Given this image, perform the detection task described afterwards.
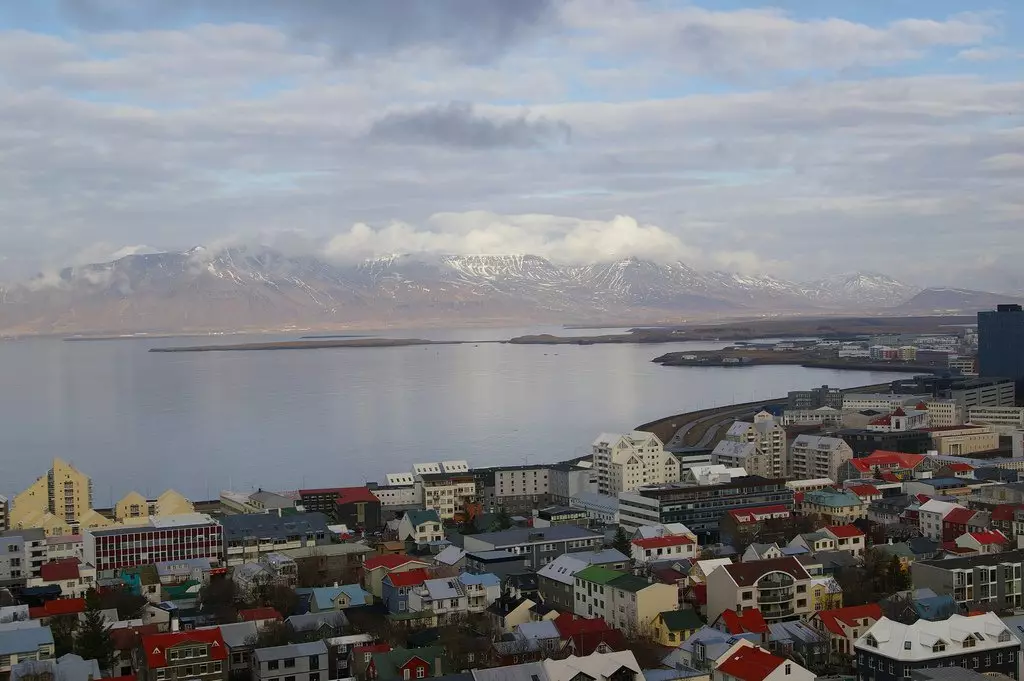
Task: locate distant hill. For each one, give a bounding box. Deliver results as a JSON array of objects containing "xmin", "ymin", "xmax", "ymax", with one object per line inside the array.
[{"xmin": 892, "ymin": 288, "xmax": 1024, "ymax": 314}]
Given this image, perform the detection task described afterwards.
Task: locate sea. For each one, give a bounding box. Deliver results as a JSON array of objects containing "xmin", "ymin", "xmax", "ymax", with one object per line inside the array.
[{"xmin": 0, "ymin": 326, "xmax": 912, "ymax": 503}]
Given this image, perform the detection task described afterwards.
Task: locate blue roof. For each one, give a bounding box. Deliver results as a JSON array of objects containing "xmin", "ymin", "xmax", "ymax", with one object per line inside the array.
[
  {"xmin": 459, "ymin": 572, "xmax": 500, "ymax": 587},
  {"xmin": 781, "ymin": 546, "xmax": 808, "ymax": 555},
  {"xmin": 0, "ymin": 627, "xmax": 54, "ymax": 655},
  {"xmin": 914, "ymin": 594, "xmax": 957, "ymax": 621},
  {"xmin": 928, "ymin": 478, "xmax": 967, "ymax": 487},
  {"xmin": 300, "ymin": 584, "xmax": 371, "ymax": 610}
]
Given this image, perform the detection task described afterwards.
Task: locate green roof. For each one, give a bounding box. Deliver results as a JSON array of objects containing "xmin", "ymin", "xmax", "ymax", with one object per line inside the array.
[
  {"xmin": 574, "ymin": 565, "xmax": 625, "ymax": 585},
  {"xmin": 405, "ymin": 510, "xmax": 441, "ymax": 528},
  {"xmin": 371, "ymin": 646, "xmax": 445, "ymax": 680},
  {"xmin": 875, "ymin": 542, "xmax": 915, "ymax": 559},
  {"xmin": 608, "ymin": 573, "xmax": 654, "ymax": 593},
  {"xmin": 659, "ymin": 609, "xmax": 704, "ymax": 631}
]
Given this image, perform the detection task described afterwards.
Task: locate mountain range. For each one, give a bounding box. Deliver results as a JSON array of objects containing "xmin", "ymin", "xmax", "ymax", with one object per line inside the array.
[{"xmin": 0, "ymin": 247, "xmax": 1014, "ymax": 335}]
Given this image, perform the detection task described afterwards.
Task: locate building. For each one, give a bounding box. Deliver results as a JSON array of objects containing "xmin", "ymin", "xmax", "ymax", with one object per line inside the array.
[
  {"xmin": 724, "ymin": 412, "xmax": 786, "ymax": 479},
  {"xmin": 720, "ymin": 506, "xmax": 792, "ymax": 546},
  {"xmin": 462, "ymin": 526, "xmax": 603, "ymax": 570},
  {"xmin": 911, "ymin": 549, "xmax": 1024, "ymax": 609},
  {"xmin": 572, "ymin": 565, "xmax": 679, "ymax": 635},
  {"xmin": 618, "ymin": 476, "xmax": 793, "ymax": 540},
  {"xmin": 0, "ymin": 628, "xmax": 56, "ymax": 679},
  {"xmin": 837, "ymin": 450, "xmax": 932, "ymax": 483},
  {"xmin": 219, "ymin": 489, "xmax": 296, "ymax": 515},
  {"xmin": 843, "ymin": 394, "xmax": 929, "ymax": 411},
  {"xmin": 84, "ymin": 513, "xmax": 223, "ymax": 571},
  {"xmin": 781, "ymin": 407, "xmax": 848, "ymax": 427},
  {"xmin": 137, "ymin": 629, "xmax": 229, "ymax": 681},
  {"xmin": 492, "ymin": 465, "xmax": 556, "ymax": 514},
  {"xmin": 114, "ymin": 490, "xmax": 194, "ymax": 524},
  {"xmin": 799, "ymin": 489, "xmax": 866, "ymax": 524},
  {"xmin": 711, "ymin": 441, "xmax": 759, "ymax": 472},
  {"xmin": 954, "ymin": 529, "xmax": 1008, "ymax": 554},
  {"xmin": 365, "ymin": 646, "xmax": 446, "ymax": 681},
  {"xmin": 25, "ymin": 558, "xmax": 96, "ymax": 598},
  {"xmin": 714, "ymin": 643, "xmax": 815, "ymax": 681},
  {"xmin": 926, "ymin": 425, "xmax": 1000, "ymax": 455},
  {"xmin": 918, "ymin": 499, "xmax": 963, "ymax": 540},
  {"xmin": 0, "ymin": 495, "xmax": 8, "ymax": 532},
  {"xmin": 9, "ymin": 458, "xmax": 112, "ymax": 537},
  {"xmin": 591, "ymin": 431, "xmax": 681, "ymax": 495},
  {"xmin": 854, "ymin": 613, "xmax": 1019, "ymax": 681},
  {"xmin": 968, "ymin": 406, "xmax": 1024, "ymax": 433},
  {"xmin": 810, "ymin": 603, "xmax": 883, "ymax": 657},
  {"xmin": 865, "ymin": 407, "xmax": 930, "ymax": 433},
  {"xmin": 464, "ymin": 551, "xmax": 529, "ymax": 581},
  {"xmin": 534, "ymin": 506, "xmax": 588, "ymax": 528},
  {"xmin": 372, "ymin": 474, "xmax": 422, "ymax": 509},
  {"xmin": 397, "ymin": 510, "xmax": 444, "ymax": 546},
  {"xmin": 706, "ymin": 557, "xmax": 814, "ymax": 624},
  {"xmin": 979, "ymin": 304, "xmax": 1024, "ymax": 386},
  {"xmin": 788, "ymin": 385, "xmax": 844, "ymax": 411},
  {"xmin": 361, "ymin": 554, "xmax": 432, "ymax": 600},
  {"xmin": 836, "ymin": 430, "xmax": 934, "ymax": 459},
  {"xmin": 333, "ymin": 487, "xmax": 382, "ymax": 531},
  {"xmin": 536, "ymin": 551, "xmax": 630, "ymax": 612},
  {"xmin": 252, "ymin": 640, "xmax": 328, "ymax": 681},
  {"xmin": 0, "ymin": 529, "xmax": 47, "ymax": 585},
  {"xmin": 219, "ymin": 513, "xmax": 329, "ymax": 567},
  {"xmin": 924, "ymin": 400, "xmax": 964, "ymax": 428},
  {"xmin": 787, "ymin": 435, "xmax": 854, "ymax": 481}
]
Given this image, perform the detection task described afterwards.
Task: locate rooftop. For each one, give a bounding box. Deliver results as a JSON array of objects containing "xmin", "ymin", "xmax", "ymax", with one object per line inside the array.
[
  {"xmin": 467, "ymin": 525, "xmax": 601, "ymax": 547},
  {"xmin": 723, "ymin": 557, "xmax": 810, "ymax": 587},
  {"xmin": 856, "ymin": 613, "xmax": 1016, "ymax": 660},
  {"xmin": 716, "ymin": 645, "xmax": 786, "ymax": 681},
  {"xmin": 218, "ymin": 512, "xmax": 330, "ymax": 539}
]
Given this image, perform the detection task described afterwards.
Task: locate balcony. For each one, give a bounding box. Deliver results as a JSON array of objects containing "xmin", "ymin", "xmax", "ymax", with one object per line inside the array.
[
  {"xmin": 758, "ymin": 589, "xmax": 795, "ymax": 604},
  {"xmin": 760, "ymin": 605, "xmax": 795, "ymax": 619}
]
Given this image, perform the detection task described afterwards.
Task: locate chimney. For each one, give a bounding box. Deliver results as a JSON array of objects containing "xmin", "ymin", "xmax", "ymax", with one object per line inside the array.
[{"xmin": 434, "ymin": 659, "xmax": 443, "ymax": 677}]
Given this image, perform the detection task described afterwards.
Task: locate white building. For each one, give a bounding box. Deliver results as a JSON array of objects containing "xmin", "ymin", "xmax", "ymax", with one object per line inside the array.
[
  {"xmin": 569, "ymin": 491, "xmax": 618, "ymax": 525},
  {"xmin": 968, "ymin": 406, "xmax": 1024, "ymax": 433},
  {"xmin": 782, "ymin": 407, "xmax": 847, "ymax": 427},
  {"xmin": 842, "ymin": 393, "xmax": 929, "ymax": 411},
  {"xmin": 629, "ymin": 523, "xmax": 698, "ymax": 564},
  {"xmin": 591, "ymin": 431, "xmax": 681, "ymax": 496},
  {"xmin": 373, "ymin": 473, "xmax": 423, "ymax": 508},
  {"xmin": 787, "ymin": 435, "xmax": 854, "ymax": 481},
  {"xmin": 723, "ymin": 411, "xmax": 786, "ymax": 478},
  {"xmin": 714, "ymin": 643, "xmax": 815, "ymax": 681},
  {"xmin": 711, "ymin": 441, "xmax": 758, "ymax": 472},
  {"xmin": 918, "ymin": 499, "xmax": 964, "ymax": 540},
  {"xmin": 926, "ymin": 400, "xmax": 964, "ymax": 428}
]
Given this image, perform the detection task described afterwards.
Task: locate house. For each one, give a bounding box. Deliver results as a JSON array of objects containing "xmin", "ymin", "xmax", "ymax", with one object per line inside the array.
[
  {"xmin": 808, "ymin": 576, "xmax": 843, "ymax": 611},
  {"xmin": 462, "ymin": 526, "xmax": 604, "ymax": 570},
  {"xmin": 798, "ymin": 489, "xmax": 866, "ymax": 524},
  {"xmin": 9, "ymin": 653, "xmax": 101, "ymax": 681},
  {"xmin": 205, "ymin": 621, "xmax": 258, "ymax": 678},
  {"xmin": 238, "ymin": 607, "xmax": 283, "ymax": 625},
  {"xmin": 810, "ymin": 604, "xmax": 882, "ymax": 657},
  {"xmin": 381, "ymin": 569, "xmax": 431, "ymax": 615},
  {"xmin": 286, "ymin": 611, "xmax": 349, "ymax": 639},
  {"xmin": 25, "ymin": 558, "xmax": 96, "ymax": 599},
  {"xmin": 333, "ymin": 486, "xmax": 383, "ymax": 532},
  {"xmin": 572, "ymin": 566, "xmax": 679, "ymax": 635},
  {"xmin": 362, "ymin": 555, "xmax": 432, "ymax": 600},
  {"xmin": 538, "ymin": 554, "xmax": 625, "ymax": 612},
  {"xmin": 743, "ymin": 544, "xmax": 784, "ymax": 563},
  {"xmin": 788, "ymin": 532, "xmax": 836, "ymax": 555},
  {"xmin": 27, "ymin": 598, "xmax": 86, "ymax": 622},
  {"xmin": 552, "ymin": 613, "xmax": 628, "ymax": 657},
  {"xmin": 706, "ymin": 557, "xmax": 813, "ymax": 624},
  {"xmin": 366, "ymin": 646, "xmax": 445, "ymax": 681},
  {"xmin": 765, "ymin": 620, "xmax": 827, "ymax": 670},
  {"xmin": 487, "ymin": 594, "xmax": 538, "ymax": 633},
  {"xmin": 458, "ymin": 572, "xmax": 501, "ymax": 613},
  {"xmin": 854, "ymin": 613, "xmax": 1020, "ymax": 681},
  {"xmin": 720, "ymin": 506, "xmax": 792, "ymax": 546},
  {"xmin": 940, "ymin": 507, "xmax": 987, "ymax": 542},
  {"xmin": 464, "ymin": 551, "xmax": 530, "ymax": 581},
  {"xmin": 252, "ymin": 641, "xmax": 328, "ymax": 681},
  {"xmin": 918, "ymin": 500, "xmax": 965, "ymax": 541},
  {"xmin": 838, "ymin": 450, "xmax": 931, "ymax": 483},
  {"xmin": 407, "ymin": 577, "xmax": 467, "ymax": 622},
  {"xmin": 714, "ymin": 642, "xmax": 814, "ymax": 681},
  {"xmin": 137, "ymin": 629, "xmax": 228, "ymax": 681},
  {"xmin": 954, "ymin": 530, "xmax": 1008, "ymax": 555},
  {"xmin": 432, "ymin": 546, "xmax": 465, "ymax": 570},
  {"xmin": 652, "ymin": 609, "xmax": 704, "ymax": 647},
  {"xmin": 398, "ymin": 511, "xmax": 444, "ymax": 546},
  {"xmin": 821, "ymin": 526, "xmax": 866, "ymax": 557},
  {"xmin": 155, "ymin": 558, "xmax": 216, "ymax": 586},
  {"xmin": 492, "ymin": 620, "xmax": 562, "ymax": 665},
  {"xmin": 713, "ymin": 608, "xmax": 769, "ymax": 640},
  {"xmin": 110, "ymin": 624, "xmax": 162, "ymax": 677},
  {"xmin": 631, "ymin": 534, "xmax": 697, "ymax": 564},
  {"xmin": 300, "ymin": 584, "xmax": 373, "ymax": 613},
  {"xmin": 0, "ymin": 627, "xmax": 56, "ymax": 679},
  {"xmin": 691, "ymin": 559, "xmax": 734, "ymax": 585}
]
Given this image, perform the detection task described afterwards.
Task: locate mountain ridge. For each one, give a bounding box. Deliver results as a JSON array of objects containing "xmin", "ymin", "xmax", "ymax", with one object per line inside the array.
[{"xmin": 0, "ymin": 246, "xmax": 991, "ymax": 335}]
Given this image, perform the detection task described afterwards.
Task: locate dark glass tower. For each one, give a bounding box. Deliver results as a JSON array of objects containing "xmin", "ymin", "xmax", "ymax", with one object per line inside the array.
[{"xmin": 978, "ymin": 304, "xmax": 1024, "ymax": 385}]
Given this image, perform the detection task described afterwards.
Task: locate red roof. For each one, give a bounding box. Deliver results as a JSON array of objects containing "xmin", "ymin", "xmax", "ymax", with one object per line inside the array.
[
  {"xmin": 847, "ymin": 484, "xmax": 880, "ymax": 497},
  {"xmin": 720, "ymin": 608, "xmax": 768, "ymax": 635},
  {"xmin": 892, "ymin": 407, "xmax": 907, "ymax": 417},
  {"xmin": 967, "ymin": 530, "xmax": 1007, "ymax": 545},
  {"xmin": 815, "ymin": 604, "xmax": 882, "ymax": 636},
  {"xmin": 991, "ymin": 504, "xmax": 1024, "ymax": 522},
  {"xmin": 384, "ymin": 568, "xmax": 430, "ymax": 588},
  {"xmin": 850, "ymin": 451, "xmax": 926, "ymax": 472},
  {"xmin": 40, "ymin": 558, "xmax": 82, "ymax": 582},
  {"xmin": 238, "ymin": 607, "xmax": 282, "ymax": 622},
  {"xmin": 716, "ymin": 646, "xmax": 785, "ymax": 681},
  {"xmin": 825, "ymin": 525, "xmax": 865, "ymax": 539},
  {"xmin": 335, "ymin": 486, "xmax": 381, "ymax": 505},
  {"xmin": 868, "ymin": 415, "xmax": 893, "ymax": 426},
  {"xmin": 943, "ymin": 507, "xmax": 977, "ymax": 525},
  {"xmin": 29, "ymin": 597, "xmax": 86, "ymax": 618},
  {"xmin": 363, "ymin": 554, "xmax": 424, "ymax": 571},
  {"xmin": 793, "ymin": 492, "xmax": 804, "ymax": 503},
  {"xmin": 571, "ymin": 628, "xmax": 627, "ymax": 655},
  {"xmin": 726, "ymin": 505, "xmax": 790, "ymax": 524},
  {"xmin": 944, "ymin": 463, "xmax": 974, "ymax": 473},
  {"xmin": 652, "ymin": 567, "xmax": 686, "ymax": 584},
  {"xmin": 142, "ymin": 630, "xmax": 227, "ymax": 669},
  {"xmin": 554, "ymin": 612, "xmax": 613, "ymax": 638},
  {"xmin": 355, "ymin": 643, "xmax": 392, "ymax": 654},
  {"xmin": 916, "ymin": 402, "xmax": 929, "ymax": 410},
  {"xmin": 632, "ymin": 535, "xmax": 694, "ymax": 549},
  {"xmin": 110, "ymin": 625, "xmax": 161, "ymax": 651}
]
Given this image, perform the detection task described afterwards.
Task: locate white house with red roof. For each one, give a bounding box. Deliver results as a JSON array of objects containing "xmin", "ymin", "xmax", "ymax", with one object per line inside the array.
[
  {"xmin": 361, "ymin": 554, "xmax": 432, "ymax": 600},
  {"xmin": 809, "ymin": 604, "xmax": 883, "ymax": 656},
  {"xmin": 955, "ymin": 529, "xmax": 1008, "ymax": 555},
  {"xmin": 821, "ymin": 526, "xmax": 866, "ymax": 557},
  {"xmin": 918, "ymin": 499, "xmax": 965, "ymax": 541},
  {"xmin": 630, "ymin": 523, "xmax": 698, "ymax": 564},
  {"xmin": 138, "ymin": 628, "xmax": 228, "ymax": 681},
  {"xmin": 25, "ymin": 558, "xmax": 96, "ymax": 599},
  {"xmin": 845, "ymin": 483, "xmax": 882, "ymax": 504},
  {"xmin": 865, "ymin": 408, "xmax": 930, "ymax": 433},
  {"xmin": 837, "ymin": 450, "xmax": 932, "ymax": 483},
  {"xmin": 727, "ymin": 506, "xmax": 792, "ymax": 526},
  {"xmin": 713, "ymin": 642, "xmax": 814, "ymax": 681}
]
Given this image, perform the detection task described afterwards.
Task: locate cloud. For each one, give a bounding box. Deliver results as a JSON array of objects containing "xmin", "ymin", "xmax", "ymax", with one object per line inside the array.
[
  {"xmin": 323, "ymin": 212, "xmax": 698, "ymax": 264},
  {"xmin": 956, "ymin": 47, "xmax": 1021, "ymax": 61},
  {"xmin": 367, "ymin": 102, "xmax": 571, "ymax": 148}
]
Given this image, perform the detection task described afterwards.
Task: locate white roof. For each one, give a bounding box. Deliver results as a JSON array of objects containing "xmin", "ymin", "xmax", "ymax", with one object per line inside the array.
[
  {"xmin": 433, "ymin": 545, "xmax": 466, "ymax": 566},
  {"xmin": 856, "ymin": 613, "xmax": 1015, "ymax": 660},
  {"xmin": 150, "ymin": 513, "xmax": 216, "ymax": 528},
  {"xmin": 413, "ymin": 462, "xmax": 442, "ymax": 475},
  {"xmin": 791, "ymin": 434, "xmax": 848, "ymax": 451},
  {"xmin": 918, "ymin": 499, "xmax": 963, "ymax": 517},
  {"xmin": 726, "ymin": 421, "xmax": 753, "ymax": 437},
  {"xmin": 591, "ymin": 431, "xmax": 660, "ymax": 448},
  {"xmin": 634, "ymin": 523, "xmax": 694, "ymax": 539},
  {"xmin": 385, "ymin": 473, "xmax": 416, "ymax": 486},
  {"xmin": 441, "ymin": 460, "xmax": 469, "ymax": 473},
  {"xmin": 696, "ymin": 558, "xmax": 733, "ymax": 577},
  {"xmin": 542, "ymin": 650, "xmax": 642, "ymax": 681},
  {"xmin": 537, "ymin": 554, "xmax": 591, "ymax": 585}
]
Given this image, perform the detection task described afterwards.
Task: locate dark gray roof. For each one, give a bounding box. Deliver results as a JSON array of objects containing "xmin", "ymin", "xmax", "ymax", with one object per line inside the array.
[
  {"xmin": 468, "ymin": 525, "xmax": 600, "ymax": 547},
  {"xmin": 253, "ymin": 640, "xmax": 328, "ymax": 662},
  {"xmin": 918, "ymin": 548, "xmax": 1024, "ymax": 569},
  {"xmin": 220, "ymin": 512, "xmax": 331, "ymax": 540},
  {"xmin": 286, "ymin": 611, "xmax": 349, "ymax": 632}
]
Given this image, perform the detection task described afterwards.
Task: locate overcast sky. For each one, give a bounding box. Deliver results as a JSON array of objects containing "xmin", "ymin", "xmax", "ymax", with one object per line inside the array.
[{"xmin": 0, "ymin": 0, "xmax": 1021, "ymax": 288}]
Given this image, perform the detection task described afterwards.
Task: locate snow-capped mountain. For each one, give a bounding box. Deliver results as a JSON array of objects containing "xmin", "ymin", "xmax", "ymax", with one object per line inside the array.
[{"xmin": 0, "ymin": 248, "xmax": 927, "ymax": 335}]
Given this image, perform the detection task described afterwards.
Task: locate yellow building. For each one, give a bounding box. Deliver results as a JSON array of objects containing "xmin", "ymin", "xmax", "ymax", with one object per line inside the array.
[
  {"xmin": 10, "ymin": 459, "xmax": 112, "ymax": 537},
  {"xmin": 928, "ymin": 425, "xmax": 1000, "ymax": 455},
  {"xmin": 114, "ymin": 489, "xmax": 194, "ymax": 524},
  {"xmin": 652, "ymin": 609, "xmax": 704, "ymax": 646},
  {"xmin": 809, "ymin": 577, "xmax": 844, "ymax": 612}
]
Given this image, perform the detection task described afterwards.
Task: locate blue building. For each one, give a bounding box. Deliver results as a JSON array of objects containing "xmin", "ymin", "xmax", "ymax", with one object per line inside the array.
[{"xmin": 979, "ymin": 304, "xmax": 1024, "ymax": 387}]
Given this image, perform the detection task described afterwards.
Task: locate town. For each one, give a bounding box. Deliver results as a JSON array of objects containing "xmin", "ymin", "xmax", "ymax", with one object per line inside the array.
[{"xmin": 1, "ymin": 304, "xmax": 1023, "ymax": 681}]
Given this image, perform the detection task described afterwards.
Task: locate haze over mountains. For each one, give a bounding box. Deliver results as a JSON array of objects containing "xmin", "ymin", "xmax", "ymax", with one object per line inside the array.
[{"xmin": 0, "ymin": 247, "xmax": 1016, "ymax": 336}]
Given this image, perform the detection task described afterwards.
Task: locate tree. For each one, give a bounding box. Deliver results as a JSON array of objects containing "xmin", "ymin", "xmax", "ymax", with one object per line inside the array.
[
  {"xmin": 75, "ymin": 590, "xmax": 115, "ymax": 672},
  {"xmin": 199, "ymin": 577, "xmax": 240, "ymax": 623},
  {"xmin": 97, "ymin": 587, "xmax": 148, "ymax": 620},
  {"xmin": 460, "ymin": 515, "xmax": 481, "ymax": 536},
  {"xmin": 50, "ymin": 614, "xmax": 78, "ymax": 656},
  {"xmin": 246, "ymin": 620, "xmax": 293, "ymax": 648},
  {"xmin": 493, "ymin": 508, "xmax": 513, "ymax": 531},
  {"xmin": 612, "ymin": 526, "xmax": 631, "ymax": 557}
]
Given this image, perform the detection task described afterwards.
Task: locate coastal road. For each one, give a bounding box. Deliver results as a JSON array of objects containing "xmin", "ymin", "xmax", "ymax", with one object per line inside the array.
[{"xmin": 665, "ymin": 402, "xmax": 768, "ymax": 449}]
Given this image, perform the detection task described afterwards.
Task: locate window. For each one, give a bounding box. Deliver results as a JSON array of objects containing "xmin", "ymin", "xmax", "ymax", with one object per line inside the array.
[
  {"xmin": 417, "ymin": 668, "xmax": 427, "ymax": 679},
  {"xmin": 285, "ymin": 676, "xmax": 295, "ymax": 681},
  {"xmin": 156, "ymin": 671, "xmax": 166, "ymax": 680},
  {"xmin": 933, "ymin": 642, "xmax": 946, "ymax": 653},
  {"xmin": 269, "ymin": 660, "xmax": 280, "ymax": 670},
  {"xmin": 200, "ymin": 664, "xmax": 208, "ymax": 674},
  {"xmin": 784, "ymin": 665, "xmax": 791, "ymax": 675},
  {"xmin": 904, "ymin": 642, "xmax": 912, "ymax": 650},
  {"xmin": 284, "ymin": 658, "xmax": 296, "ymax": 668},
  {"xmin": 310, "ymin": 656, "xmax": 320, "ymax": 670},
  {"xmin": 185, "ymin": 666, "xmax": 194, "ymax": 676},
  {"xmin": 963, "ymin": 637, "xmax": 976, "ymax": 648}
]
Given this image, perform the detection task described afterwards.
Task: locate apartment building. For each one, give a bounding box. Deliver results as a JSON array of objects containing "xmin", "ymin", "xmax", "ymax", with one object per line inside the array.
[
  {"xmin": 252, "ymin": 641, "xmax": 329, "ymax": 681},
  {"xmin": 854, "ymin": 613, "xmax": 1019, "ymax": 681},
  {"xmin": 788, "ymin": 385, "xmax": 844, "ymax": 410},
  {"xmin": 84, "ymin": 513, "xmax": 223, "ymax": 571},
  {"xmin": 618, "ymin": 476, "xmax": 794, "ymax": 539},
  {"xmin": 892, "ymin": 376, "xmax": 1016, "ymax": 409},
  {"xmin": 842, "ymin": 394, "xmax": 928, "ymax": 411},
  {"xmin": 711, "ymin": 441, "xmax": 758, "ymax": 472},
  {"xmin": 782, "ymin": 407, "xmax": 848, "ymax": 427},
  {"xmin": 591, "ymin": 431, "xmax": 681, "ymax": 495},
  {"xmin": 925, "ymin": 400, "xmax": 964, "ymax": 428},
  {"xmin": 810, "ymin": 604, "xmax": 883, "ymax": 657},
  {"xmin": 0, "ymin": 529, "xmax": 48, "ymax": 584},
  {"xmin": 137, "ymin": 629, "xmax": 229, "ymax": 681},
  {"xmin": 724, "ymin": 412, "xmax": 786, "ymax": 479},
  {"xmin": 706, "ymin": 556, "xmax": 814, "ymax": 624},
  {"xmin": 25, "ymin": 558, "xmax": 96, "ymax": 598},
  {"xmin": 799, "ymin": 489, "xmax": 866, "ymax": 524},
  {"xmin": 536, "ymin": 551, "xmax": 631, "ymax": 611},
  {"xmin": 968, "ymin": 406, "xmax": 1024, "ymax": 433},
  {"xmin": 787, "ymin": 435, "xmax": 854, "ymax": 481},
  {"xmin": 114, "ymin": 490, "xmax": 194, "ymax": 524},
  {"xmin": 0, "ymin": 495, "xmax": 8, "ymax": 532},
  {"xmin": 927, "ymin": 425, "xmax": 1000, "ymax": 455},
  {"xmin": 373, "ymin": 473, "xmax": 422, "ymax": 508},
  {"xmin": 415, "ymin": 462, "xmax": 477, "ymax": 520},
  {"xmin": 918, "ymin": 499, "xmax": 963, "ymax": 540},
  {"xmin": 572, "ymin": 565, "xmax": 679, "ymax": 635},
  {"xmin": 219, "ymin": 513, "xmax": 329, "ymax": 567},
  {"xmin": 911, "ymin": 549, "xmax": 1024, "ymax": 610},
  {"xmin": 493, "ymin": 465, "xmax": 555, "ymax": 513},
  {"xmin": 9, "ymin": 458, "xmax": 112, "ymax": 537},
  {"xmin": 630, "ymin": 524, "xmax": 698, "ymax": 564},
  {"xmin": 0, "ymin": 628, "xmax": 55, "ymax": 679},
  {"xmin": 462, "ymin": 526, "xmax": 603, "ymax": 570}
]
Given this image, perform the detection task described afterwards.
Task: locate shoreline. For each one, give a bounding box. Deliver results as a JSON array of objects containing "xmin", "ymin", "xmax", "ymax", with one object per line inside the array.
[{"xmin": 149, "ymin": 338, "xmax": 471, "ymax": 352}]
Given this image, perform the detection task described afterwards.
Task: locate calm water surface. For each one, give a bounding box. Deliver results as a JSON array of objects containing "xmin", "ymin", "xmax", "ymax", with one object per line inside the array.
[{"xmin": 0, "ymin": 327, "xmax": 909, "ymax": 502}]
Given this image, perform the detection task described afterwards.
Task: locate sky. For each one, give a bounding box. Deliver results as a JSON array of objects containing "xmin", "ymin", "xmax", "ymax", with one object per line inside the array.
[{"xmin": 0, "ymin": 0, "xmax": 1021, "ymax": 288}]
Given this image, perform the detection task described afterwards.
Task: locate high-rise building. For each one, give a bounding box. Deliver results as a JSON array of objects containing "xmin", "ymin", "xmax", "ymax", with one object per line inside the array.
[
  {"xmin": 10, "ymin": 458, "xmax": 111, "ymax": 536},
  {"xmin": 723, "ymin": 411, "xmax": 786, "ymax": 478},
  {"xmin": 979, "ymin": 304, "xmax": 1024, "ymax": 386},
  {"xmin": 0, "ymin": 495, "xmax": 8, "ymax": 532},
  {"xmin": 787, "ymin": 385, "xmax": 843, "ymax": 411},
  {"xmin": 591, "ymin": 431, "xmax": 681, "ymax": 495}
]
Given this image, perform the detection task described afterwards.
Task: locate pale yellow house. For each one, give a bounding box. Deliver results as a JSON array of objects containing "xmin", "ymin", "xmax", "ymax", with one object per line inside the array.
[
  {"xmin": 10, "ymin": 459, "xmax": 112, "ymax": 536},
  {"xmin": 809, "ymin": 577, "xmax": 844, "ymax": 612},
  {"xmin": 115, "ymin": 489, "xmax": 194, "ymax": 524}
]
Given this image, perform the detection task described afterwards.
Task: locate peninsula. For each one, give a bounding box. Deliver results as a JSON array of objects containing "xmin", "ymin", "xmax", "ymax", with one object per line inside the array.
[{"xmin": 149, "ymin": 337, "xmax": 460, "ymax": 352}]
